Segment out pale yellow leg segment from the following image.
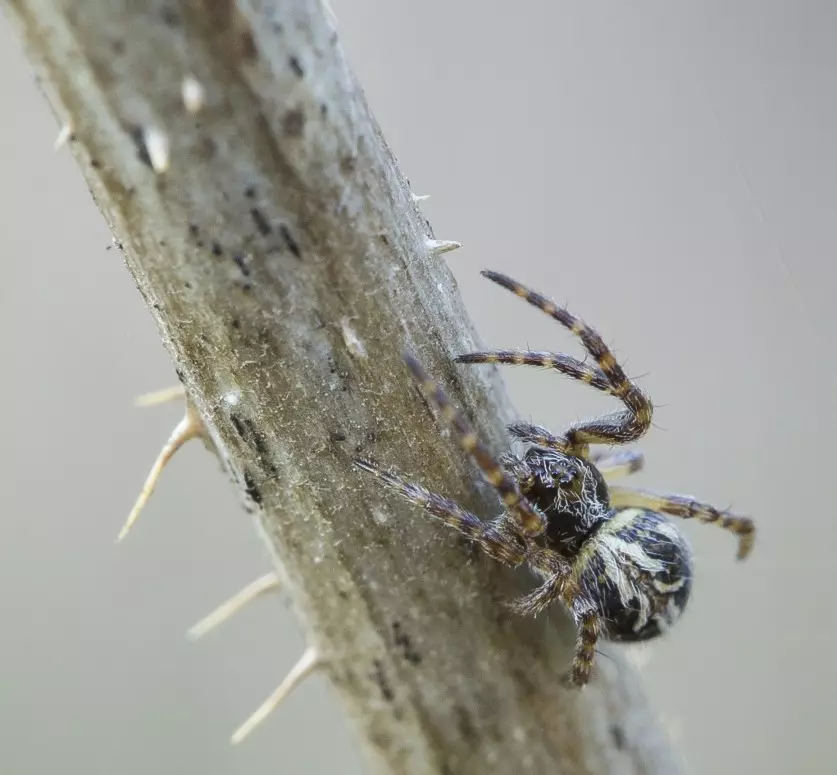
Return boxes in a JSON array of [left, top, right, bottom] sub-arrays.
[[188, 573, 281, 641], [590, 449, 645, 481], [609, 486, 755, 560], [117, 392, 204, 542], [231, 647, 320, 745]]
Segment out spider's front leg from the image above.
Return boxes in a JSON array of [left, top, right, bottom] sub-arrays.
[[499, 452, 536, 493], [353, 459, 527, 567], [399, 352, 546, 539], [457, 271, 654, 456]]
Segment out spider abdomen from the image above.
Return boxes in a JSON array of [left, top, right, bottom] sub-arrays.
[[573, 508, 693, 643]]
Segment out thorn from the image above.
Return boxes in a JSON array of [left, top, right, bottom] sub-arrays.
[[134, 384, 187, 408], [181, 75, 206, 114], [426, 238, 461, 256], [411, 193, 431, 203], [143, 126, 170, 174], [188, 573, 280, 641], [117, 400, 204, 542], [53, 121, 73, 152], [231, 647, 320, 745]]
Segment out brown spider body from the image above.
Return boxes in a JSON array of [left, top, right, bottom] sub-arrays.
[[355, 270, 754, 686], [515, 448, 693, 644]]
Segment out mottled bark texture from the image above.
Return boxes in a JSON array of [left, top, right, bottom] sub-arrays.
[[4, 1, 681, 773]]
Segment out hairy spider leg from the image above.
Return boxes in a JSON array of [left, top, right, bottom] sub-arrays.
[[505, 422, 574, 454], [608, 486, 755, 560], [510, 573, 601, 687], [352, 458, 600, 686], [506, 560, 574, 616], [401, 352, 546, 538], [456, 350, 614, 394], [570, 611, 601, 687], [352, 459, 526, 566], [471, 271, 654, 454]]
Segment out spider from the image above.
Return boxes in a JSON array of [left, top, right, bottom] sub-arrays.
[[354, 270, 755, 687]]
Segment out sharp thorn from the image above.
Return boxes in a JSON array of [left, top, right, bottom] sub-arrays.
[[426, 238, 461, 256], [117, 401, 204, 542], [143, 126, 170, 174], [231, 647, 320, 745], [188, 573, 281, 641], [134, 384, 187, 408], [411, 193, 431, 202], [53, 122, 73, 152]]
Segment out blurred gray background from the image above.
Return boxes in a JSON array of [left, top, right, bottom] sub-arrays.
[[2, 2, 835, 773]]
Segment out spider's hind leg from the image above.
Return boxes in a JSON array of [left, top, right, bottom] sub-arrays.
[[608, 485, 756, 560], [568, 611, 601, 687]]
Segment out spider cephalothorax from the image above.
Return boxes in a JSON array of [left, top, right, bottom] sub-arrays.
[[514, 447, 611, 547], [354, 270, 755, 686]]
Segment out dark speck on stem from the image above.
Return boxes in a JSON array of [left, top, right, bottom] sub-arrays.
[[250, 207, 273, 236], [243, 471, 263, 505], [128, 126, 152, 169], [160, 7, 180, 26], [282, 109, 306, 137], [289, 55, 304, 78], [280, 225, 301, 258], [233, 254, 251, 276]]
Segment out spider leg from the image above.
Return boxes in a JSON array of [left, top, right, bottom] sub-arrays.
[[503, 550, 602, 687], [568, 611, 601, 687], [402, 352, 546, 538], [475, 271, 653, 453], [518, 587, 602, 687], [456, 351, 613, 394], [353, 458, 526, 567], [588, 449, 645, 481], [518, 578, 603, 688], [608, 485, 755, 560], [499, 452, 536, 493], [508, 576, 563, 616], [506, 421, 574, 454]]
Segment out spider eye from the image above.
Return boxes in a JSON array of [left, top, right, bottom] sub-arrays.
[[552, 465, 577, 486]]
